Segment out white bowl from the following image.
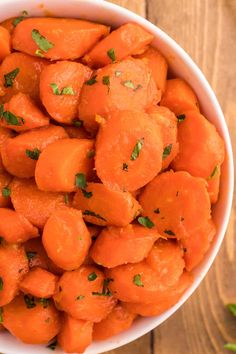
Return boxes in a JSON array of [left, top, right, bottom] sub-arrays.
[[0, 0, 234, 353]]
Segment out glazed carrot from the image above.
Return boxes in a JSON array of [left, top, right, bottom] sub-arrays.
[[135, 46, 168, 93], [139, 171, 211, 239], [83, 23, 154, 68], [35, 138, 94, 192], [181, 219, 216, 271], [10, 178, 68, 229], [0, 170, 12, 207], [93, 303, 136, 340], [64, 125, 92, 139], [54, 266, 116, 322], [95, 110, 163, 191], [207, 166, 221, 204], [0, 93, 50, 132], [2, 295, 61, 344], [12, 18, 110, 60], [40, 61, 92, 124], [0, 18, 15, 33], [58, 315, 93, 354], [20, 267, 58, 298], [0, 52, 48, 103], [146, 239, 184, 287], [90, 225, 159, 268], [160, 78, 199, 114], [73, 182, 142, 226], [172, 110, 225, 179], [0, 126, 14, 171], [78, 57, 160, 133], [1, 125, 68, 178], [0, 244, 28, 306], [0, 26, 11, 62], [147, 105, 179, 170], [123, 271, 193, 316], [0, 208, 38, 244], [43, 207, 91, 270]]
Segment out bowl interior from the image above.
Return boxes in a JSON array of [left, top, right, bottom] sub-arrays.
[[0, 0, 234, 353]]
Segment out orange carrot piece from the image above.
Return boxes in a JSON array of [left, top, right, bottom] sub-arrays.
[[0, 170, 12, 207], [207, 166, 221, 204], [0, 126, 14, 171], [0, 18, 15, 34], [0, 26, 11, 62]]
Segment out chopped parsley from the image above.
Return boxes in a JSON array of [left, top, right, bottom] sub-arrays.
[[122, 163, 129, 172], [39, 298, 50, 308], [47, 340, 57, 351], [177, 114, 186, 122], [25, 148, 40, 160], [133, 274, 144, 287], [83, 210, 106, 221], [64, 193, 69, 205], [50, 83, 74, 95], [88, 272, 97, 281], [130, 138, 144, 161], [32, 29, 54, 54], [26, 251, 37, 260], [102, 75, 110, 86], [73, 119, 83, 127], [2, 186, 11, 198], [115, 70, 122, 77], [107, 48, 116, 63], [87, 150, 95, 159], [24, 295, 36, 309], [227, 304, 236, 317], [162, 144, 172, 160], [209, 165, 219, 179], [92, 278, 113, 297], [35, 49, 45, 57], [82, 190, 93, 199], [85, 75, 97, 85], [4, 68, 20, 88], [0, 104, 24, 126], [134, 84, 143, 91], [154, 208, 160, 214], [122, 80, 135, 90], [164, 229, 175, 236], [76, 295, 85, 300], [75, 173, 87, 189], [12, 10, 28, 27], [0, 277, 3, 291], [0, 308, 2, 323], [138, 216, 154, 228]]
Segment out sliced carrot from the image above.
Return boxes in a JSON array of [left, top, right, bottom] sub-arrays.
[[73, 182, 142, 226], [12, 17, 110, 60], [40, 61, 92, 124], [0, 26, 11, 62], [160, 78, 199, 114], [42, 207, 91, 271], [10, 178, 68, 229], [90, 224, 159, 268], [207, 166, 221, 204], [135, 46, 168, 93], [78, 57, 160, 133], [0, 18, 15, 34], [139, 170, 211, 239], [0, 244, 29, 306], [35, 138, 94, 192], [0, 126, 15, 171], [64, 125, 92, 139], [83, 23, 154, 68], [0, 170, 12, 207], [95, 110, 163, 191], [20, 267, 58, 298], [93, 303, 136, 340], [0, 208, 38, 244], [1, 125, 68, 178], [2, 295, 61, 344], [147, 105, 179, 169], [58, 315, 93, 354], [54, 266, 116, 322]]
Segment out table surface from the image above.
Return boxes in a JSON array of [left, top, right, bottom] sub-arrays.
[[105, 1, 236, 354]]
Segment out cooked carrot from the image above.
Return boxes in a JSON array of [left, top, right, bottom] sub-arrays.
[[0, 93, 50, 132], [1, 125, 68, 178], [90, 224, 159, 268], [0, 324, 4, 331], [0, 52, 48, 103], [0, 126, 15, 171], [0, 208, 38, 244], [93, 303, 136, 340], [20, 267, 58, 298], [54, 266, 116, 322], [172, 110, 225, 179], [135, 46, 168, 93], [58, 315, 93, 353], [0, 26, 11, 62], [42, 207, 91, 271], [73, 182, 142, 226], [2, 295, 61, 344], [139, 170, 211, 239], [64, 125, 92, 139], [10, 178, 68, 229], [207, 166, 221, 204], [95, 110, 163, 191], [160, 78, 199, 114], [83, 23, 154, 68], [181, 219, 216, 271], [146, 239, 184, 287], [1, 18, 15, 33], [35, 138, 94, 192], [12, 18, 110, 60], [0, 244, 29, 306], [147, 105, 179, 169], [40, 61, 92, 124], [0, 170, 12, 207], [78, 57, 160, 133], [123, 271, 193, 316]]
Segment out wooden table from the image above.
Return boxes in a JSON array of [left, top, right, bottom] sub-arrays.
[[105, 1, 236, 354]]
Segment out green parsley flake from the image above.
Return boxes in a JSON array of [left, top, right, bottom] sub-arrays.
[[83, 210, 106, 221], [35, 49, 45, 57], [122, 80, 135, 90], [26, 251, 37, 260], [0, 104, 24, 126], [164, 229, 176, 236], [25, 148, 40, 160], [0, 277, 3, 291], [32, 29, 54, 53], [82, 189, 93, 199], [2, 186, 11, 198], [224, 343, 236, 352], [12, 10, 28, 27], [39, 298, 50, 308], [133, 274, 144, 287], [138, 216, 154, 228], [162, 144, 172, 160], [24, 295, 36, 309], [88, 272, 97, 281], [73, 119, 83, 127], [102, 75, 110, 86], [131, 138, 144, 161], [50, 83, 74, 96], [177, 114, 186, 122], [64, 193, 69, 205], [87, 150, 95, 159], [85, 75, 97, 85], [209, 165, 219, 179], [75, 173, 87, 189], [92, 278, 113, 297], [227, 304, 236, 317], [115, 70, 122, 77], [4, 68, 20, 88], [76, 295, 85, 300], [107, 48, 116, 63], [134, 84, 143, 91]]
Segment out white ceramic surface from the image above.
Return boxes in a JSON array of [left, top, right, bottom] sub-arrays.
[[0, 0, 234, 353]]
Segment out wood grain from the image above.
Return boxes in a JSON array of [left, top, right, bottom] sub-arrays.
[[105, 1, 236, 353]]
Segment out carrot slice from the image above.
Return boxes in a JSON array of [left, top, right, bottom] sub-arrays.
[[83, 23, 153, 68], [54, 266, 116, 322], [73, 182, 142, 226], [2, 295, 61, 344], [12, 17, 110, 60], [160, 78, 199, 114], [0, 26, 11, 62], [58, 315, 93, 354], [139, 170, 211, 239], [1, 17, 15, 33], [90, 224, 159, 268], [0, 126, 15, 171], [0, 170, 12, 207], [207, 166, 221, 204], [78, 57, 160, 133], [0, 244, 29, 306], [93, 303, 136, 340], [95, 110, 163, 191], [40, 61, 92, 124]]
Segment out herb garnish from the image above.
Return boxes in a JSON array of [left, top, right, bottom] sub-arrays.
[[85, 75, 97, 85], [138, 216, 154, 228], [177, 114, 186, 122], [0, 277, 3, 291], [122, 163, 129, 172], [64, 193, 69, 205], [87, 150, 95, 159], [209, 165, 219, 179], [47, 340, 57, 351], [122, 80, 135, 90], [162, 144, 172, 160], [164, 229, 175, 236], [75, 173, 87, 189], [133, 274, 144, 287], [50, 83, 74, 96], [130, 138, 144, 161], [25, 148, 40, 160], [92, 278, 113, 297], [115, 70, 122, 77], [26, 251, 37, 260], [0, 104, 24, 126], [76, 295, 85, 300], [82, 190, 93, 198], [24, 295, 36, 309], [4, 68, 20, 88], [88, 272, 97, 281], [107, 48, 116, 63], [73, 119, 83, 127], [32, 29, 54, 55], [83, 210, 106, 221], [39, 298, 50, 308], [102, 75, 110, 86], [12, 10, 28, 27], [2, 186, 11, 198]]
